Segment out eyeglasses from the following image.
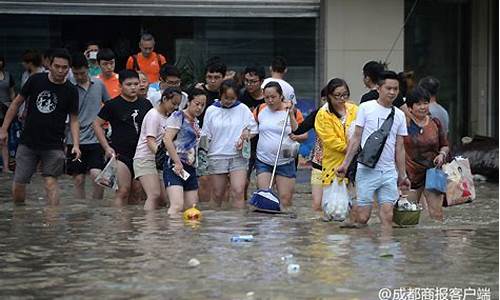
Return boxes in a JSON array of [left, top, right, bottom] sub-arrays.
[[332, 93, 349, 99], [244, 80, 261, 86], [164, 79, 181, 86]]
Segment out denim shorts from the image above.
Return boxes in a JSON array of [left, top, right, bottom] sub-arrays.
[[355, 167, 399, 206], [163, 160, 198, 191], [255, 159, 296, 179]]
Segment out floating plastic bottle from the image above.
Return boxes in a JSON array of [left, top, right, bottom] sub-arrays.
[[281, 254, 294, 262], [287, 264, 300, 274], [230, 235, 254, 242]]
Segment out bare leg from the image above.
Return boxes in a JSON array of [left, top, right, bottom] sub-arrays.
[[355, 205, 373, 224], [311, 184, 323, 211], [256, 172, 272, 190], [211, 174, 228, 207], [73, 174, 86, 199], [378, 203, 395, 232], [43, 176, 60, 206], [167, 185, 184, 215], [275, 175, 295, 207], [424, 190, 444, 221], [12, 182, 26, 204], [139, 174, 163, 210], [197, 175, 211, 202], [229, 170, 247, 208], [89, 169, 104, 200], [115, 161, 132, 206], [2, 144, 9, 172], [184, 190, 198, 210], [128, 180, 145, 204]]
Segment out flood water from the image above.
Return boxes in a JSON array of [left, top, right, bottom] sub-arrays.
[[0, 171, 498, 300]]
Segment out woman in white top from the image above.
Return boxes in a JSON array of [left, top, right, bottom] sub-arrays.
[[255, 81, 298, 206], [133, 87, 182, 210], [202, 80, 258, 208]]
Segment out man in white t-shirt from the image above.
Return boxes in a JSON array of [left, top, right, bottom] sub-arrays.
[[336, 71, 411, 230], [261, 56, 296, 105]]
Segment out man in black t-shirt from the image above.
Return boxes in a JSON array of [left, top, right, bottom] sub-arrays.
[[94, 70, 153, 206], [359, 61, 407, 110], [195, 58, 226, 203], [360, 61, 384, 103], [0, 48, 80, 205], [197, 60, 226, 127], [239, 64, 265, 200]]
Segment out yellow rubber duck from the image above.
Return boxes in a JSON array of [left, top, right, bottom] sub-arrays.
[[183, 204, 202, 221]]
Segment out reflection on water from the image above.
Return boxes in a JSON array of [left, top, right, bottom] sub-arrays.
[[0, 173, 497, 299]]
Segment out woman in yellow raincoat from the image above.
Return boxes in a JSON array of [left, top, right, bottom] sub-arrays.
[[314, 78, 358, 219]]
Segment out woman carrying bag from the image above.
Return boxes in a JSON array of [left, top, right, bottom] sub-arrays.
[[314, 78, 358, 221], [163, 88, 207, 216], [133, 87, 182, 210], [404, 87, 449, 221]]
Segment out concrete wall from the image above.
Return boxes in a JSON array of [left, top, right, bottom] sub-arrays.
[[323, 0, 404, 103], [469, 0, 496, 137]]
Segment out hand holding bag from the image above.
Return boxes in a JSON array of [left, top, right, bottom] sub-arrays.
[[95, 155, 119, 190], [442, 157, 476, 206], [357, 107, 395, 168], [322, 179, 350, 222], [425, 168, 448, 194]]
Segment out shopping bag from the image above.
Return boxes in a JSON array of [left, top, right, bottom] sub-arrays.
[[322, 179, 350, 222], [442, 157, 475, 206], [94, 155, 119, 190], [425, 168, 448, 194]]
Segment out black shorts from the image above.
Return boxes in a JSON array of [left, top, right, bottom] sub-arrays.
[[66, 144, 105, 175], [116, 151, 135, 178]]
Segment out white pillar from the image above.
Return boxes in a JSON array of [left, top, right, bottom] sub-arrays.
[[323, 0, 405, 102]]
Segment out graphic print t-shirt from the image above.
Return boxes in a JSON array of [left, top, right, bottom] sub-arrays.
[[98, 96, 152, 157], [20, 73, 78, 150], [165, 110, 200, 166]]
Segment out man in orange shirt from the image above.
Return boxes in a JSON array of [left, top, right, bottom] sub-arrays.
[[96, 49, 120, 99], [126, 33, 167, 83]]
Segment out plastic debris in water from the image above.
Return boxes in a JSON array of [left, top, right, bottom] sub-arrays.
[[183, 204, 202, 221], [287, 264, 300, 274], [230, 235, 254, 242], [380, 253, 394, 258], [281, 254, 294, 262], [188, 258, 200, 267]]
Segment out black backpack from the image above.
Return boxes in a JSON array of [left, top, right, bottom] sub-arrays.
[[357, 107, 395, 168]]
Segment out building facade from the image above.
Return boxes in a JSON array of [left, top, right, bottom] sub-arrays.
[[0, 0, 497, 142]]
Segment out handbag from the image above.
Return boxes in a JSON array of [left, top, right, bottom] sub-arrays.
[[425, 168, 447, 193], [155, 141, 167, 170], [442, 157, 476, 206], [357, 107, 395, 168]]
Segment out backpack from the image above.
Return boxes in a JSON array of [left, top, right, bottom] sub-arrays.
[[254, 103, 299, 123], [131, 53, 164, 72]]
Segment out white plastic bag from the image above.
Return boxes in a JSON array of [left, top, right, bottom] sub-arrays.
[[322, 179, 350, 222], [281, 136, 300, 159], [94, 155, 118, 190]]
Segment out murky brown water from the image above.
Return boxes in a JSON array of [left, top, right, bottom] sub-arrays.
[[0, 171, 498, 300]]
